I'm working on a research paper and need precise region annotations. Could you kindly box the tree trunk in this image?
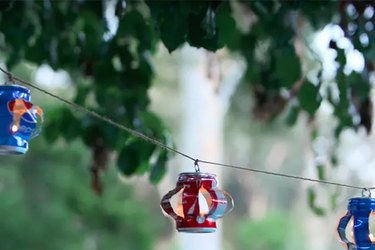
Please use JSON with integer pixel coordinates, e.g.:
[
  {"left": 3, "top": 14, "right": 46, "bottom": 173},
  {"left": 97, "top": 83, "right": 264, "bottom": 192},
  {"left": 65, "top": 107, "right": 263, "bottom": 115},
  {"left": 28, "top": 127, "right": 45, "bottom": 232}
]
[{"left": 177, "top": 45, "right": 243, "bottom": 250}]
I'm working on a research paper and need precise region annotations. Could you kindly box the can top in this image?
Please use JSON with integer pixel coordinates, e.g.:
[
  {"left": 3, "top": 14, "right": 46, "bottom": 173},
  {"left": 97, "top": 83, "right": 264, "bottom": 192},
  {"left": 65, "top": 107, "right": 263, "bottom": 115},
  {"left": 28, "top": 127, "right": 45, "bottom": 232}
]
[
  {"left": 348, "top": 197, "right": 375, "bottom": 211},
  {"left": 177, "top": 172, "right": 218, "bottom": 183},
  {"left": 0, "top": 85, "right": 30, "bottom": 93}
]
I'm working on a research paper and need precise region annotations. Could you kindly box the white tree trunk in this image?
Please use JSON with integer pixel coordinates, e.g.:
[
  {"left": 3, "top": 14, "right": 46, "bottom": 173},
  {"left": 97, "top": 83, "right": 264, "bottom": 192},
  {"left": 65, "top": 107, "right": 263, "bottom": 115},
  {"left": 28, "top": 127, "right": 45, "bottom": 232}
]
[{"left": 177, "top": 45, "right": 243, "bottom": 250}]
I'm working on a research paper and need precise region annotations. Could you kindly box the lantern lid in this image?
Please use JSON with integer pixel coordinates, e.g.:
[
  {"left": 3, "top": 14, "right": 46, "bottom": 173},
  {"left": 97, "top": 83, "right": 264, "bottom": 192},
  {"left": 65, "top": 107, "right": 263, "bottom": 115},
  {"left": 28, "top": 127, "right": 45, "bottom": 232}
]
[
  {"left": 178, "top": 172, "right": 217, "bottom": 181},
  {"left": 0, "top": 85, "right": 30, "bottom": 93},
  {"left": 348, "top": 197, "right": 375, "bottom": 210}
]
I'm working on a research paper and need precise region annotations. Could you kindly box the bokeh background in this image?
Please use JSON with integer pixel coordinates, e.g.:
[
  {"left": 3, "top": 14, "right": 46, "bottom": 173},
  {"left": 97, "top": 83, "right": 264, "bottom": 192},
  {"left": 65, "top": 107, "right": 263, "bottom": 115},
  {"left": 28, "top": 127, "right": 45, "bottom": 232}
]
[{"left": 1, "top": 1, "right": 375, "bottom": 250}]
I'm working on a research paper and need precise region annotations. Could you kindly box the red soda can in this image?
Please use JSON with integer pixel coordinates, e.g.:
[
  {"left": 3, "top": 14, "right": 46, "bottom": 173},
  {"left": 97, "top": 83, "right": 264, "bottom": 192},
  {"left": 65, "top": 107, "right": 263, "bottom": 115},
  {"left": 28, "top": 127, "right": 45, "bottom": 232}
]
[{"left": 161, "top": 172, "right": 233, "bottom": 233}]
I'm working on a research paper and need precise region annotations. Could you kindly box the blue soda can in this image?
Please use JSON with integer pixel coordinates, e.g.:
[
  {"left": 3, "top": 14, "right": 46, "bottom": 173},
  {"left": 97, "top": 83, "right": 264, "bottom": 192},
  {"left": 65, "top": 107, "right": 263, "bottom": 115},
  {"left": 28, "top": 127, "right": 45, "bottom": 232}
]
[
  {"left": 0, "top": 85, "right": 43, "bottom": 154},
  {"left": 337, "top": 197, "right": 375, "bottom": 250}
]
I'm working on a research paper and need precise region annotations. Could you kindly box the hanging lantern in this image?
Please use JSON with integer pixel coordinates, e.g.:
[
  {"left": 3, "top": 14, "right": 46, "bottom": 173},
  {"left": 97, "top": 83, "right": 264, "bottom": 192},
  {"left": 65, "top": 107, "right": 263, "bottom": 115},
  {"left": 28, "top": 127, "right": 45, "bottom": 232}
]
[
  {"left": 0, "top": 84, "right": 43, "bottom": 154},
  {"left": 337, "top": 191, "right": 375, "bottom": 250},
  {"left": 161, "top": 172, "right": 234, "bottom": 233}
]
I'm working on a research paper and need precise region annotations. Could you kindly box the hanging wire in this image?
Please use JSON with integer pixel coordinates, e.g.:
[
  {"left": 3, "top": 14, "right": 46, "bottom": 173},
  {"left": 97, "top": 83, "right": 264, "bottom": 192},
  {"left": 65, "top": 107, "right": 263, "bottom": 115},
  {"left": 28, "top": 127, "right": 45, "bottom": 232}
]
[
  {"left": 362, "top": 188, "right": 371, "bottom": 197},
  {"left": 194, "top": 159, "right": 200, "bottom": 172},
  {"left": 0, "top": 67, "right": 368, "bottom": 191}
]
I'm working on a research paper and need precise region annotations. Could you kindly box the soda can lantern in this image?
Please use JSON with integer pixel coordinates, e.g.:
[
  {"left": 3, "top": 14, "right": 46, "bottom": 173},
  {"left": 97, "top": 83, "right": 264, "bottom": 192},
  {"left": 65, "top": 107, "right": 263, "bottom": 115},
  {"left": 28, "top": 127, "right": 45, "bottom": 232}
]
[
  {"left": 337, "top": 191, "right": 375, "bottom": 250},
  {"left": 0, "top": 84, "right": 43, "bottom": 154},
  {"left": 161, "top": 172, "right": 234, "bottom": 233}
]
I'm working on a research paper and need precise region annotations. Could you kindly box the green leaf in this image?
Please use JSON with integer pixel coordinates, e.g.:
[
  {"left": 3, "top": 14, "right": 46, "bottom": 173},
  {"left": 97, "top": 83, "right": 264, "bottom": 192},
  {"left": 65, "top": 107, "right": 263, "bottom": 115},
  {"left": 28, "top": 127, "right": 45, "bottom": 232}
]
[
  {"left": 136, "top": 161, "right": 150, "bottom": 175},
  {"left": 117, "top": 9, "right": 156, "bottom": 52},
  {"left": 74, "top": 85, "right": 91, "bottom": 105},
  {"left": 331, "top": 155, "right": 338, "bottom": 167},
  {"left": 117, "top": 141, "right": 141, "bottom": 176},
  {"left": 310, "top": 128, "right": 318, "bottom": 140},
  {"left": 144, "top": 2, "right": 187, "bottom": 53},
  {"left": 316, "top": 164, "right": 325, "bottom": 181},
  {"left": 160, "top": 9, "right": 188, "bottom": 52},
  {"left": 274, "top": 49, "right": 301, "bottom": 88},
  {"left": 140, "top": 111, "right": 164, "bottom": 135},
  {"left": 149, "top": 150, "right": 168, "bottom": 184},
  {"left": 117, "top": 138, "right": 156, "bottom": 176},
  {"left": 216, "top": 2, "right": 239, "bottom": 50},
  {"left": 43, "top": 120, "right": 60, "bottom": 143},
  {"left": 330, "top": 190, "right": 339, "bottom": 210},
  {"left": 285, "top": 104, "right": 299, "bottom": 126},
  {"left": 347, "top": 72, "right": 370, "bottom": 102},
  {"left": 307, "top": 188, "right": 325, "bottom": 216},
  {"left": 298, "top": 81, "right": 322, "bottom": 116},
  {"left": 59, "top": 109, "right": 82, "bottom": 141},
  {"left": 335, "top": 48, "right": 346, "bottom": 68},
  {"left": 187, "top": 4, "right": 222, "bottom": 51}
]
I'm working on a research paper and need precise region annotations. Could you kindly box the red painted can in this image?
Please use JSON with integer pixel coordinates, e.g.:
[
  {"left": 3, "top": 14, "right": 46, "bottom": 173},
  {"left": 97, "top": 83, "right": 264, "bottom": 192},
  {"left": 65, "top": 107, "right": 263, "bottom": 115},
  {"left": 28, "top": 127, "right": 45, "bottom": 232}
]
[{"left": 161, "top": 172, "right": 233, "bottom": 233}]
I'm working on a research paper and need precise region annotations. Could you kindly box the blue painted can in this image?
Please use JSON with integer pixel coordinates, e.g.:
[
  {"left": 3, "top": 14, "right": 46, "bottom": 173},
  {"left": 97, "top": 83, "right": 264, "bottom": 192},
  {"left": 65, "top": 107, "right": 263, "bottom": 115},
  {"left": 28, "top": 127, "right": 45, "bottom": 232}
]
[
  {"left": 338, "top": 197, "right": 375, "bottom": 250},
  {"left": 0, "top": 85, "right": 41, "bottom": 154}
]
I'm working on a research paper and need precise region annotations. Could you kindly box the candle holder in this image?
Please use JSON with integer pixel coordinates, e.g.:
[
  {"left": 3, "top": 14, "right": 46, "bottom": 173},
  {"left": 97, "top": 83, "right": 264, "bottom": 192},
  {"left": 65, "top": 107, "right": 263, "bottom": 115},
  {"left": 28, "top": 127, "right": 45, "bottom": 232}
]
[
  {"left": 338, "top": 190, "right": 375, "bottom": 250},
  {"left": 161, "top": 172, "right": 233, "bottom": 233},
  {"left": 0, "top": 84, "right": 43, "bottom": 154}
]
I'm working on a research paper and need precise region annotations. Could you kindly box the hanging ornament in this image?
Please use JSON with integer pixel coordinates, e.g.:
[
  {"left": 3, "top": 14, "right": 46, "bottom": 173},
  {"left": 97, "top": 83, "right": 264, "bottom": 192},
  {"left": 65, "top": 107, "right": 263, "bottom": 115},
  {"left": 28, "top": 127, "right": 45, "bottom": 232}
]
[
  {"left": 0, "top": 81, "right": 43, "bottom": 155},
  {"left": 160, "top": 161, "right": 233, "bottom": 233},
  {"left": 337, "top": 189, "right": 375, "bottom": 250}
]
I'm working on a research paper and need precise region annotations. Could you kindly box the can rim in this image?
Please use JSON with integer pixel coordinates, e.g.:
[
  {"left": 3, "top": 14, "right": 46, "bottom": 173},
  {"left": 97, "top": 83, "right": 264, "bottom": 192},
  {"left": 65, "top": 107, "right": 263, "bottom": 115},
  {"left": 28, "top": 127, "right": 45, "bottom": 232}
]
[
  {"left": 0, "top": 85, "right": 30, "bottom": 93},
  {"left": 177, "top": 172, "right": 218, "bottom": 182}
]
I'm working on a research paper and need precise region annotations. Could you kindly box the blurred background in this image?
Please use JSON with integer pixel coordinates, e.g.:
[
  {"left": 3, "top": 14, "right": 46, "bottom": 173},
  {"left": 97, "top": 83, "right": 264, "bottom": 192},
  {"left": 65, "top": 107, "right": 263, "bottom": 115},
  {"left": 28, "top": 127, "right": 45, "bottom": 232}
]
[{"left": 0, "top": 1, "right": 375, "bottom": 250}]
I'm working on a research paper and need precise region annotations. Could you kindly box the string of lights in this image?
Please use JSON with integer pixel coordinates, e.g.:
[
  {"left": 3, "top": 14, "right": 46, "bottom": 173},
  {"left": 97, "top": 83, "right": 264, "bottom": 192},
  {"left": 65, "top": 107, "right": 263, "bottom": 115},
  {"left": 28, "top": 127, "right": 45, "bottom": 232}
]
[{"left": 0, "top": 66, "right": 370, "bottom": 192}]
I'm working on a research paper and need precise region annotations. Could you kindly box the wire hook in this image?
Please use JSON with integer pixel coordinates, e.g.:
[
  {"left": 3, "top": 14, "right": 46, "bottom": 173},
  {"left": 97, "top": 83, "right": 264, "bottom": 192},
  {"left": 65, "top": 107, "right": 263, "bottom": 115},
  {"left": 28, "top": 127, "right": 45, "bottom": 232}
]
[
  {"left": 194, "top": 159, "right": 200, "bottom": 172},
  {"left": 5, "top": 72, "right": 15, "bottom": 85},
  {"left": 362, "top": 188, "right": 371, "bottom": 197}
]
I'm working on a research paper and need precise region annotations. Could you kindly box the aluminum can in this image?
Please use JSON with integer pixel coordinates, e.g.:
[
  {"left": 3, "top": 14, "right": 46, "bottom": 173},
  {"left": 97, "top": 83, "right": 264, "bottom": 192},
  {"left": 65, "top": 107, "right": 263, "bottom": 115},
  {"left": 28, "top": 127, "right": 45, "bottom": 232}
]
[
  {"left": 338, "top": 197, "right": 375, "bottom": 250},
  {"left": 0, "top": 85, "right": 41, "bottom": 154},
  {"left": 161, "top": 172, "right": 233, "bottom": 233}
]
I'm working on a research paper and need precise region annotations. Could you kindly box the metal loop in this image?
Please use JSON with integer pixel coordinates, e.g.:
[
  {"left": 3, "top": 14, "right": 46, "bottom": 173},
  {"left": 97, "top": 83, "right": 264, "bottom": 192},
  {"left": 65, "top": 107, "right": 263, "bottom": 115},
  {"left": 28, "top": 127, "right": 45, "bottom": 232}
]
[
  {"left": 5, "top": 73, "right": 15, "bottom": 85},
  {"left": 194, "top": 159, "right": 200, "bottom": 172},
  {"left": 362, "top": 188, "right": 371, "bottom": 197}
]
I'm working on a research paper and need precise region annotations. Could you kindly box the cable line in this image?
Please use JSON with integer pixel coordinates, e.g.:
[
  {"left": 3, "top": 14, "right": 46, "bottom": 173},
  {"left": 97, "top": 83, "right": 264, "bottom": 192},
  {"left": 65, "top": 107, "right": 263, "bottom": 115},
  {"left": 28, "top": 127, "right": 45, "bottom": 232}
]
[{"left": 0, "top": 66, "right": 368, "bottom": 191}]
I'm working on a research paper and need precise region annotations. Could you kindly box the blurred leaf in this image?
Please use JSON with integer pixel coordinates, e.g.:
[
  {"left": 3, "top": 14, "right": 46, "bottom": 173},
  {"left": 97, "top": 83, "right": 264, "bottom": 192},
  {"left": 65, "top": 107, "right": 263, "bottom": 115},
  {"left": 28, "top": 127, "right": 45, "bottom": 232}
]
[
  {"left": 330, "top": 190, "right": 339, "bottom": 210},
  {"left": 136, "top": 161, "right": 150, "bottom": 175},
  {"left": 74, "top": 85, "right": 91, "bottom": 105},
  {"left": 216, "top": 2, "right": 239, "bottom": 50},
  {"left": 298, "top": 81, "right": 322, "bottom": 116},
  {"left": 316, "top": 164, "right": 325, "bottom": 181},
  {"left": 44, "top": 120, "right": 60, "bottom": 143},
  {"left": 275, "top": 49, "right": 301, "bottom": 88},
  {"left": 307, "top": 188, "right": 325, "bottom": 216},
  {"left": 347, "top": 72, "right": 370, "bottom": 102},
  {"left": 117, "top": 141, "right": 141, "bottom": 176},
  {"left": 285, "top": 104, "right": 299, "bottom": 126},
  {"left": 117, "top": 139, "right": 156, "bottom": 176},
  {"left": 149, "top": 150, "right": 168, "bottom": 184},
  {"left": 140, "top": 111, "right": 164, "bottom": 135},
  {"left": 310, "top": 128, "right": 318, "bottom": 140},
  {"left": 335, "top": 47, "right": 346, "bottom": 67},
  {"left": 59, "top": 109, "right": 82, "bottom": 141},
  {"left": 186, "top": 3, "right": 222, "bottom": 51}
]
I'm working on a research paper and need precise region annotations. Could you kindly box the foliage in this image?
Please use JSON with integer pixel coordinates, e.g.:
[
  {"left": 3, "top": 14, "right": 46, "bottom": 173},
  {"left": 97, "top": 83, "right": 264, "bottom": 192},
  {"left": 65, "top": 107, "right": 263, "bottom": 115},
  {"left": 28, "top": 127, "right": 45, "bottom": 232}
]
[
  {"left": 236, "top": 213, "right": 303, "bottom": 250},
  {"left": 0, "top": 136, "right": 168, "bottom": 248},
  {"left": 0, "top": 0, "right": 172, "bottom": 190},
  {"left": 0, "top": 0, "right": 374, "bottom": 189}
]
